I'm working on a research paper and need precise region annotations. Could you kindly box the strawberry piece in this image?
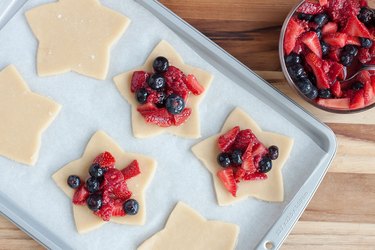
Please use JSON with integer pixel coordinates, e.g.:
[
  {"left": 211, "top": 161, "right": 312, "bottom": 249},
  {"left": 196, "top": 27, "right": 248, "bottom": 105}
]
[
  {"left": 185, "top": 74, "right": 204, "bottom": 95},
  {"left": 297, "top": 1, "right": 324, "bottom": 14},
  {"left": 357, "top": 70, "right": 371, "bottom": 85},
  {"left": 331, "top": 81, "right": 343, "bottom": 97},
  {"left": 137, "top": 102, "right": 158, "bottom": 113},
  {"left": 217, "top": 168, "right": 237, "bottom": 197},
  {"left": 317, "top": 98, "right": 350, "bottom": 109},
  {"left": 95, "top": 202, "right": 114, "bottom": 221},
  {"left": 328, "top": 61, "right": 345, "bottom": 81},
  {"left": 323, "top": 33, "right": 348, "bottom": 48},
  {"left": 305, "top": 53, "right": 331, "bottom": 89},
  {"left": 350, "top": 90, "right": 365, "bottom": 109},
  {"left": 301, "top": 31, "right": 322, "bottom": 58},
  {"left": 319, "top": 0, "right": 328, "bottom": 6},
  {"left": 121, "top": 160, "right": 141, "bottom": 181},
  {"left": 328, "top": 0, "right": 360, "bottom": 25},
  {"left": 72, "top": 185, "right": 89, "bottom": 205},
  {"left": 112, "top": 181, "right": 132, "bottom": 200},
  {"left": 358, "top": 48, "right": 371, "bottom": 64},
  {"left": 232, "top": 129, "right": 255, "bottom": 151},
  {"left": 328, "top": 49, "right": 341, "bottom": 62},
  {"left": 292, "top": 38, "right": 304, "bottom": 54},
  {"left": 131, "top": 71, "right": 149, "bottom": 93},
  {"left": 104, "top": 168, "right": 124, "bottom": 187},
  {"left": 93, "top": 152, "right": 116, "bottom": 170},
  {"left": 284, "top": 18, "right": 307, "bottom": 55},
  {"left": 243, "top": 173, "right": 268, "bottom": 181},
  {"left": 234, "top": 167, "right": 246, "bottom": 183},
  {"left": 322, "top": 22, "right": 338, "bottom": 35},
  {"left": 241, "top": 144, "right": 257, "bottom": 174},
  {"left": 252, "top": 143, "right": 268, "bottom": 157},
  {"left": 371, "top": 75, "right": 375, "bottom": 90},
  {"left": 346, "top": 36, "right": 361, "bottom": 46},
  {"left": 342, "top": 14, "right": 372, "bottom": 39},
  {"left": 218, "top": 126, "right": 240, "bottom": 152},
  {"left": 172, "top": 108, "right": 192, "bottom": 126},
  {"left": 138, "top": 107, "right": 174, "bottom": 127},
  {"left": 364, "top": 81, "right": 375, "bottom": 105},
  {"left": 112, "top": 199, "right": 126, "bottom": 217}
]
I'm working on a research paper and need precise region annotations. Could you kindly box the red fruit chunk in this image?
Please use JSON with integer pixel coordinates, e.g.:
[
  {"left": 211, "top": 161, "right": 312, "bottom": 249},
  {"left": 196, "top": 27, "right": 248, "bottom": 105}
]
[
  {"left": 72, "top": 185, "right": 89, "bottom": 205},
  {"left": 323, "top": 33, "right": 348, "bottom": 48},
  {"left": 331, "top": 81, "right": 343, "bottom": 98},
  {"left": 328, "top": 0, "right": 360, "bottom": 25},
  {"left": 172, "top": 108, "right": 192, "bottom": 126},
  {"left": 358, "top": 48, "right": 371, "bottom": 64},
  {"left": 93, "top": 152, "right": 115, "bottom": 170},
  {"left": 342, "top": 14, "right": 372, "bottom": 39},
  {"left": 131, "top": 71, "right": 149, "bottom": 93},
  {"left": 185, "top": 74, "right": 204, "bottom": 95},
  {"left": 243, "top": 173, "right": 268, "bottom": 181},
  {"left": 95, "top": 202, "right": 113, "bottom": 221},
  {"left": 371, "top": 75, "right": 375, "bottom": 90},
  {"left": 104, "top": 168, "right": 124, "bottom": 187},
  {"left": 301, "top": 31, "right": 322, "bottom": 58},
  {"left": 102, "top": 189, "right": 111, "bottom": 204},
  {"left": 357, "top": 70, "right": 371, "bottom": 85},
  {"left": 138, "top": 107, "right": 174, "bottom": 127},
  {"left": 322, "top": 22, "right": 338, "bottom": 35},
  {"left": 234, "top": 167, "right": 246, "bottom": 183},
  {"left": 319, "top": 0, "right": 328, "bottom": 6},
  {"left": 137, "top": 102, "right": 158, "bottom": 113},
  {"left": 218, "top": 126, "right": 240, "bottom": 152},
  {"left": 252, "top": 143, "right": 268, "bottom": 157},
  {"left": 346, "top": 36, "right": 361, "bottom": 46},
  {"left": 293, "top": 38, "right": 304, "bottom": 54},
  {"left": 297, "top": 1, "right": 324, "bottom": 14},
  {"left": 284, "top": 18, "right": 307, "bottom": 55},
  {"left": 364, "top": 81, "right": 375, "bottom": 105},
  {"left": 121, "top": 160, "right": 141, "bottom": 181},
  {"left": 350, "top": 90, "right": 365, "bottom": 109},
  {"left": 112, "top": 199, "right": 126, "bottom": 217},
  {"left": 241, "top": 144, "right": 257, "bottom": 174},
  {"left": 328, "top": 62, "right": 345, "bottom": 82},
  {"left": 217, "top": 168, "right": 237, "bottom": 197},
  {"left": 232, "top": 129, "right": 255, "bottom": 151},
  {"left": 305, "top": 53, "right": 331, "bottom": 89},
  {"left": 328, "top": 49, "right": 341, "bottom": 62},
  {"left": 317, "top": 98, "right": 350, "bottom": 109},
  {"left": 112, "top": 181, "right": 132, "bottom": 200}
]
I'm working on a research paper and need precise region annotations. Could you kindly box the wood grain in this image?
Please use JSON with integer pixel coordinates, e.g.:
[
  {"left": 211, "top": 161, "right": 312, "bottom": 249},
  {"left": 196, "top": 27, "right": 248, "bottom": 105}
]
[{"left": 0, "top": 0, "right": 374, "bottom": 249}]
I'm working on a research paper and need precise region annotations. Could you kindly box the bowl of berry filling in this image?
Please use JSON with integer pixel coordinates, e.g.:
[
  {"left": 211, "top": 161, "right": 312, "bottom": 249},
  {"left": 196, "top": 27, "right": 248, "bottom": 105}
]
[{"left": 279, "top": 0, "right": 375, "bottom": 113}]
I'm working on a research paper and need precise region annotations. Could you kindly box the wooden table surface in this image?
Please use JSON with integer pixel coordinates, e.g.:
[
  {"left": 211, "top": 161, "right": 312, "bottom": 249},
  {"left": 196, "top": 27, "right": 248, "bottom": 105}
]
[{"left": 1, "top": 0, "right": 375, "bottom": 249}]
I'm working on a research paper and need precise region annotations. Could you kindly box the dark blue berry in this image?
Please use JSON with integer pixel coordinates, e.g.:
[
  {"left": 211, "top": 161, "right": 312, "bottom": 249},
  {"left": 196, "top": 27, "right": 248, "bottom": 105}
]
[
  {"left": 259, "top": 157, "right": 272, "bottom": 173},
  {"left": 321, "top": 41, "right": 329, "bottom": 56},
  {"left": 358, "top": 7, "right": 374, "bottom": 25},
  {"left": 89, "top": 163, "right": 105, "bottom": 178},
  {"left": 136, "top": 88, "right": 149, "bottom": 104},
  {"left": 153, "top": 56, "right": 169, "bottom": 73},
  {"left": 123, "top": 199, "right": 139, "bottom": 215},
  {"left": 67, "top": 175, "right": 81, "bottom": 189},
  {"left": 165, "top": 94, "right": 185, "bottom": 114},
  {"left": 360, "top": 38, "right": 373, "bottom": 49},
  {"left": 296, "top": 78, "right": 313, "bottom": 95},
  {"left": 230, "top": 150, "right": 243, "bottom": 166},
  {"left": 314, "top": 13, "right": 329, "bottom": 28},
  {"left": 305, "top": 86, "right": 318, "bottom": 100},
  {"left": 287, "top": 64, "right": 307, "bottom": 80},
  {"left": 315, "top": 28, "right": 322, "bottom": 40},
  {"left": 285, "top": 52, "right": 302, "bottom": 66},
  {"left": 344, "top": 45, "right": 358, "bottom": 56},
  {"left": 268, "top": 146, "right": 279, "bottom": 160},
  {"left": 340, "top": 53, "right": 353, "bottom": 66},
  {"left": 148, "top": 73, "right": 166, "bottom": 91},
  {"left": 86, "top": 177, "right": 100, "bottom": 193},
  {"left": 318, "top": 89, "right": 332, "bottom": 99},
  {"left": 297, "top": 12, "right": 314, "bottom": 21},
  {"left": 87, "top": 194, "right": 102, "bottom": 212},
  {"left": 155, "top": 92, "right": 167, "bottom": 108},
  {"left": 352, "top": 82, "right": 364, "bottom": 90},
  {"left": 217, "top": 153, "right": 231, "bottom": 168}
]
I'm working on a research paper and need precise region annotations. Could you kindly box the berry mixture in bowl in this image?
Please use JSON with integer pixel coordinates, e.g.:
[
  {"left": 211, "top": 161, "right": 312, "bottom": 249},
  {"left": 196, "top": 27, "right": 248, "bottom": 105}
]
[{"left": 280, "top": 0, "right": 375, "bottom": 112}]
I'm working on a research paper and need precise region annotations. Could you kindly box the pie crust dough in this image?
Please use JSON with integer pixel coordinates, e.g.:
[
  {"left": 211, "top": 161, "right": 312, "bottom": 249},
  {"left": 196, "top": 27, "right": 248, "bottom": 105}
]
[
  {"left": 192, "top": 108, "right": 294, "bottom": 206},
  {"left": 0, "top": 65, "right": 61, "bottom": 165},
  {"left": 52, "top": 131, "right": 157, "bottom": 234},
  {"left": 113, "top": 40, "right": 213, "bottom": 138},
  {"left": 137, "top": 202, "right": 239, "bottom": 250},
  {"left": 25, "top": 0, "right": 130, "bottom": 80}
]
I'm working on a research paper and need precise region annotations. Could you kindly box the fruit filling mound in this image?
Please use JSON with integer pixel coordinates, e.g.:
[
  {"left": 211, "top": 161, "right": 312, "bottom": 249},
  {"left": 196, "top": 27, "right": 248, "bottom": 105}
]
[
  {"left": 283, "top": 0, "right": 375, "bottom": 110},
  {"left": 67, "top": 152, "right": 141, "bottom": 221},
  {"left": 131, "top": 56, "right": 205, "bottom": 127},
  {"left": 216, "top": 126, "right": 279, "bottom": 197}
]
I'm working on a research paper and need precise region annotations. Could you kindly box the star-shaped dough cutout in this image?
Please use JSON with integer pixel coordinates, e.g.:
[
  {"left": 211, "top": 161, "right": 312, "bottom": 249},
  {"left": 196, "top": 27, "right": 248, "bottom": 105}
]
[
  {"left": 138, "top": 202, "right": 239, "bottom": 250},
  {"left": 0, "top": 65, "right": 61, "bottom": 166},
  {"left": 52, "top": 131, "right": 157, "bottom": 234},
  {"left": 25, "top": 0, "right": 130, "bottom": 80},
  {"left": 113, "top": 40, "right": 213, "bottom": 138},
  {"left": 192, "top": 108, "right": 294, "bottom": 206}
]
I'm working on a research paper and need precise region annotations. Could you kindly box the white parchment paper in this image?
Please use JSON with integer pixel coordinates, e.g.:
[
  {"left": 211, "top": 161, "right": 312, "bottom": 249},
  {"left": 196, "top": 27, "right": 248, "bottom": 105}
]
[{"left": 0, "top": 0, "right": 326, "bottom": 249}]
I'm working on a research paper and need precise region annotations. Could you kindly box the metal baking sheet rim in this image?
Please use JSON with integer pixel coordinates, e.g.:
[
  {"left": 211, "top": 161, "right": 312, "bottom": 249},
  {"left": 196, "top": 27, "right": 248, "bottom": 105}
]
[{"left": 0, "top": 0, "right": 337, "bottom": 249}]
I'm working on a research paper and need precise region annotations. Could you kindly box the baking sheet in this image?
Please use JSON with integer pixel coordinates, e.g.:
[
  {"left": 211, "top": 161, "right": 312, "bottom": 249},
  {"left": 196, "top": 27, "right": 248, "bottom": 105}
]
[{"left": 0, "top": 0, "right": 334, "bottom": 249}]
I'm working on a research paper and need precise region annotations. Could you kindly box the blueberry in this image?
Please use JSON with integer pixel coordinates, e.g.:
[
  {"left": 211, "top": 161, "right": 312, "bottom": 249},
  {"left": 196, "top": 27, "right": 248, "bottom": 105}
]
[
  {"left": 314, "top": 13, "right": 329, "bottom": 28},
  {"left": 136, "top": 88, "right": 149, "bottom": 104},
  {"left": 89, "top": 163, "right": 105, "bottom": 178},
  {"left": 86, "top": 177, "right": 100, "bottom": 193},
  {"left": 67, "top": 175, "right": 81, "bottom": 189},
  {"left": 297, "top": 12, "right": 314, "bottom": 21},
  {"left": 259, "top": 157, "right": 272, "bottom": 173},
  {"left": 123, "top": 199, "right": 139, "bottom": 215},
  {"left": 230, "top": 150, "right": 243, "bottom": 166},
  {"left": 296, "top": 78, "right": 313, "bottom": 95},
  {"left": 148, "top": 73, "right": 166, "bottom": 91},
  {"left": 360, "top": 38, "right": 373, "bottom": 49},
  {"left": 86, "top": 194, "right": 102, "bottom": 212},
  {"left": 315, "top": 28, "right": 322, "bottom": 40},
  {"left": 344, "top": 45, "right": 358, "bottom": 56},
  {"left": 340, "top": 53, "right": 353, "bottom": 66},
  {"left": 153, "top": 56, "right": 169, "bottom": 73},
  {"left": 287, "top": 64, "right": 307, "bottom": 80},
  {"left": 305, "top": 86, "right": 318, "bottom": 100},
  {"left": 352, "top": 82, "right": 364, "bottom": 90},
  {"left": 321, "top": 41, "right": 329, "bottom": 56},
  {"left": 268, "top": 146, "right": 279, "bottom": 160},
  {"left": 318, "top": 89, "right": 332, "bottom": 99},
  {"left": 285, "top": 52, "right": 302, "bottom": 66},
  {"left": 165, "top": 94, "right": 185, "bottom": 114},
  {"left": 217, "top": 153, "right": 231, "bottom": 168},
  {"left": 358, "top": 7, "right": 374, "bottom": 25},
  {"left": 155, "top": 92, "right": 167, "bottom": 108}
]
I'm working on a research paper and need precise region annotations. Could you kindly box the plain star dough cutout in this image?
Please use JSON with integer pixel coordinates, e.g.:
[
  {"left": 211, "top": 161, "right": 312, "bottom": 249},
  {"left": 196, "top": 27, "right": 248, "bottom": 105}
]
[
  {"left": 137, "top": 202, "right": 239, "bottom": 250},
  {"left": 192, "top": 108, "right": 294, "bottom": 206},
  {"left": 52, "top": 131, "right": 157, "bottom": 234},
  {"left": 0, "top": 65, "right": 61, "bottom": 166},
  {"left": 25, "top": 0, "right": 130, "bottom": 80},
  {"left": 113, "top": 40, "right": 213, "bottom": 138}
]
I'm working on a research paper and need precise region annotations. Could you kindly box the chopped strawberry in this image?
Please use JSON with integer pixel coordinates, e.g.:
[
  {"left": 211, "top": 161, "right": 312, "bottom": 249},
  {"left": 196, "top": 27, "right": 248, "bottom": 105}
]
[
  {"left": 319, "top": 0, "right": 328, "bottom": 6},
  {"left": 316, "top": 98, "right": 350, "bottom": 109},
  {"left": 218, "top": 126, "right": 240, "bottom": 152},
  {"left": 104, "top": 168, "right": 124, "bottom": 187},
  {"left": 172, "top": 108, "right": 192, "bottom": 126},
  {"left": 293, "top": 38, "right": 304, "bottom": 54},
  {"left": 72, "top": 185, "right": 89, "bottom": 205},
  {"left": 301, "top": 31, "right": 322, "bottom": 58},
  {"left": 342, "top": 14, "right": 372, "bottom": 39},
  {"left": 349, "top": 89, "right": 365, "bottom": 109},
  {"left": 112, "top": 199, "right": 126, "bottom": 217},
  {"left": 358, "top": 48, "right": 371, "bottom": 64},
  {"left": 217, "top": 168, "right": 237, "bottom": 197},
  {"left": 297, "top": 1, "right": 324, "bottom": 14},
  {"left": 137, "top": 102, "right": 158, "bottom": 113},
  {"left": 363, "top": 81, "right": 375, "bottom": 105},
  {"left": 232, "top": 129, "right": 255, "bottom": 151},
  {"left": 252, "top": 143, "right": 268, "bottom": 157},
  {"left": 328, "top": 49, "right": 341, "bottom": 62},
  {"left": 328, "top": 61, "right": 345, "bottom": 81},
  {"left": 323, "top": 33, "right": 348, "bottom": 48},
  {"left": 139, "top": 108, "right": 174, "bottom": 127},
  {"left": 284, "top": 18, "right": 307, "bottom": 55},
  {"left": 331, "top": 81, "right": 343, "bottom": 97},
  {"left": 371, "top": 75, "right": 375, "bottom": 90},
  {"left": 357, "top": 70, "right": 371, "bottom": 85},
  {"left": 93, "top": 152, "right": 115, "bottom": 170},
  {"left": 241, "top": 144, "right": 257, "bottom": 174},
  {"left": 346, "top": 36, "right": 361, "bottom": 46},
  {"left": 322, "top": 22, "right": 338, "bottom": 35},
  {"left": 131, "top": 71, "right": 149, "bottom": 93},
  {"left": 95, "top": 202, "right": 114, "bottom": 221},
  {"left": 234, "top": 167, "right": 246, "bottom": 183},
  {"left": 243, "top": 173, "right": 268, "bottom": 181},
  {"left": 185, "top": 74, "right": 204, "bottom": 95},
  {"left": 305, "top": 53, "right": 331, "bottom": 89},
  {"left": 121, "top": 160, "right": 141, "bottom": 181},
  {"left": 328, "top": 0, "right": 361, "bottom": 25}
]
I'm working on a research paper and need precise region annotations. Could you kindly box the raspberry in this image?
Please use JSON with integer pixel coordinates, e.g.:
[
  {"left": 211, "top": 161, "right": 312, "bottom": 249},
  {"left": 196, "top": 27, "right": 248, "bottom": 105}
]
[
  {"left": 104, "top": 168, "right": 124, "bottom": 187},
  {"left": 93, "top": 152, "right": 115, "bottom": 170},
  {"left": 95, "top": 202, "right": 114, "bottom": 221},
  {"left": 232, "top": 129, "right": 256, "bottom": 151},
  {"left": 72, "top": 185, "right": 89, "bottom": 205},
  {"left": 112, "top": 181, "right": 132, "bottom": 200},
  {"left": 131, "top": 71, "right": 149, "bottom": 92},
  {"left": 112, "top": 199, "right": 126, "bottom": 217}
]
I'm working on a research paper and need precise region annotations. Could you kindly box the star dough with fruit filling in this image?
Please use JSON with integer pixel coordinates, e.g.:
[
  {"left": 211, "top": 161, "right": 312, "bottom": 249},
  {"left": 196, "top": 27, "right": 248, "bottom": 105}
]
[
  {"left": 192, "top": 108, "right": 294, "bottom": 206},
  {"left": 113, "top": 40, "right": 213, "bottom": 138},
  {"left": 52, "top": 131, "right": 157, "bottom": 234},
  {"left": 25, "top": 0, "right": 130, "bottom": 80},
  {"left": 0, "top": 65, "right": 61, "bottom": 166},
  {"left": 138, "top": 202, "right": 239, "bottom": 250}
]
